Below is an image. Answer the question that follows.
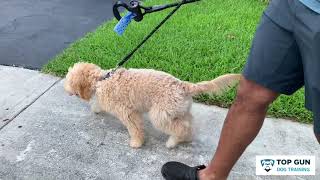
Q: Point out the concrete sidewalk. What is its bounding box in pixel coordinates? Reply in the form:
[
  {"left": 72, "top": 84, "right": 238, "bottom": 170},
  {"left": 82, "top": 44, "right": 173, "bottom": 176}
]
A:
[{"left": 0, "top": 66, "right": 319, "bottom": 180}]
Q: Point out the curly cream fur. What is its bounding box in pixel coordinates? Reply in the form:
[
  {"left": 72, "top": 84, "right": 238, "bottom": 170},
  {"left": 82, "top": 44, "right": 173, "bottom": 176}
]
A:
[{"left": 64, "top": 62, "right": 241, "bottom": 148}]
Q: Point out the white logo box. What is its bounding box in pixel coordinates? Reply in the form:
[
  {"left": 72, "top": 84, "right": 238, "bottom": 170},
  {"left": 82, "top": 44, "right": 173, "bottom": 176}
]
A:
[{"left": 256, "top": 155, "right": 315, "bottom": 175}]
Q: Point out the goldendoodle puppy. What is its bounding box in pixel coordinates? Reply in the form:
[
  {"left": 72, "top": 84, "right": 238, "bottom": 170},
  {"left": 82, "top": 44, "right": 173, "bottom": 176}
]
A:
[{"left": 64, "top": 62, "right": 241, "bottom": 148}]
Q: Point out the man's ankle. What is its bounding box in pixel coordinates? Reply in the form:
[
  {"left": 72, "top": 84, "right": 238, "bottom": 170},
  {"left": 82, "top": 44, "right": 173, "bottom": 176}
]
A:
[{"left": 198, "top": 168, "right": 227, "bottom": 180}]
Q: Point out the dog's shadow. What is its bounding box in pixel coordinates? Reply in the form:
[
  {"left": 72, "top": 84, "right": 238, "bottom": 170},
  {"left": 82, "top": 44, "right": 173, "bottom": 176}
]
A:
[
  {"left": 87, "top": 111, "right": 168, "bottom": 148},
  {"left": 86, "top": 110, "right": 216, "bottom": 150}
]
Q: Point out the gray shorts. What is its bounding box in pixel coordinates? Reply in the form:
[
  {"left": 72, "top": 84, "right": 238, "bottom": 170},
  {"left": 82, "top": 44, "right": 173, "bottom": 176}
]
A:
[{"left": 243, "top": 0, "right": 320, "bottom": 134}]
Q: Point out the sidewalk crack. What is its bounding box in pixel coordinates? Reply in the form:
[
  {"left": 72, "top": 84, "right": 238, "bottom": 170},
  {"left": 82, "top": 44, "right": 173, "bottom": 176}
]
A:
[{"left": 0, "top": 78, "right": 62, "bottom": 131}]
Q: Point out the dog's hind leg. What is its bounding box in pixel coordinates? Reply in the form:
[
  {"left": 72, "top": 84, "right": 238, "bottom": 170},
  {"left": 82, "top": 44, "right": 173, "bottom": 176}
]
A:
[
  {"left": 166, "top": 113, "right": 193, "bottom": 148},
  {"left": 116, "top": 111, "right": 144, "bottom": 148},
  {"left": 149, "top": 110, "right": 192, "bottom": 148}
]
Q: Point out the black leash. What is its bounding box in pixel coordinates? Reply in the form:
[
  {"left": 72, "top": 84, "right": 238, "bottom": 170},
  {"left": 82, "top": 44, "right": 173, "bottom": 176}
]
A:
[
  {"left": 102, "top": 0, "right": 198, "bottom": 79},
  {"left": 116, "top": 0, "right": 186, "bottom": 67}
]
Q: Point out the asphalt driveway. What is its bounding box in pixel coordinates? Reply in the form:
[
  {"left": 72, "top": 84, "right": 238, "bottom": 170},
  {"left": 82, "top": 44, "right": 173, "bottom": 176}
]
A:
[{"left": 0, "top": 0, "right": 120, "bottom": 69}]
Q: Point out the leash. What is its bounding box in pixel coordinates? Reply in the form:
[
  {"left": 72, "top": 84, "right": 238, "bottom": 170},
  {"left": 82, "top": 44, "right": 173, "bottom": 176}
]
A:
[{"left": 100, "top": 0, "right": 200, "bottom": 80}]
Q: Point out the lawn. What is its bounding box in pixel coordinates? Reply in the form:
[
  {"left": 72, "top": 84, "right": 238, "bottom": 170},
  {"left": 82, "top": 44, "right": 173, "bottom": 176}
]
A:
[{"left": 42, "top": 0, "right": 313, "bottom": 124}]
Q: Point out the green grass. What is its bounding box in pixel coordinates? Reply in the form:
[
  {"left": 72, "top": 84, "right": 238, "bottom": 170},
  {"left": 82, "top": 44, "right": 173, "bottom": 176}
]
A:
[{"left": 42, "top": 0, "right": 313, "bottom": 124}]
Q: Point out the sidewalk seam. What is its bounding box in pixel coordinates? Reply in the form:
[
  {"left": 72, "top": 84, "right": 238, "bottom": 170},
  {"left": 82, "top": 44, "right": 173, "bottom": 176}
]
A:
[{"left": 0, "top": 78, "right": 62, "bottom": 131}]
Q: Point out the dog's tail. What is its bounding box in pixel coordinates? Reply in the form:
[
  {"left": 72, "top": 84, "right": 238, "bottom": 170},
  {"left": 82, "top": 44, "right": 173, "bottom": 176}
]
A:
[{"left": 184, "top": 74, "right": 242, "bottom": 96}]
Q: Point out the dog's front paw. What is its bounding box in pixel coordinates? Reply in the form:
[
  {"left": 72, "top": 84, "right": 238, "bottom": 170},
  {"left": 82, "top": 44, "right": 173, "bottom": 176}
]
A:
[
  {"left": 92, "top": 108, "right": 101, "bottom": 114},
  {"left": 91, "top": 105, "right": 102, "bottom": 114},
  {"left": 130, "top": 138, "right": 144, "bottom": 148},
  {"left": 166, "top": 136, "right": 179, "bottom": 149}
]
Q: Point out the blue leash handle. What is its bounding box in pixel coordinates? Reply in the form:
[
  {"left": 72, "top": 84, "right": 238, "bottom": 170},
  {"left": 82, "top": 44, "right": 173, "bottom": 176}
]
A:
[{"left": 114, "top": 12, "right": 136, "bottom": 35}]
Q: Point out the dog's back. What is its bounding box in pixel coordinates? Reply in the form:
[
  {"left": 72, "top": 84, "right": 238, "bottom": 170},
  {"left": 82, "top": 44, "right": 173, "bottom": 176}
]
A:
[{"left": 96, "top": 68, "right": 189, "bottom": 114}]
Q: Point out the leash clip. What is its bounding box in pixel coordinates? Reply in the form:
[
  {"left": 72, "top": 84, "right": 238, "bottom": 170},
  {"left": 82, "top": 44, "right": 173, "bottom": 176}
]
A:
[
  {"left": 113, "top": 0, "right": 144, "bottom": 22},
  {"left": 99, "top": 65, "right": 121, "bottom": 81}
]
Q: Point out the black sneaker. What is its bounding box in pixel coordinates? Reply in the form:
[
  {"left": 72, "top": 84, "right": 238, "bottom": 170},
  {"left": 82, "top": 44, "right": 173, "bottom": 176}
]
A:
[{"left": 161, "top": 161, "right": 206, "bottom": 180}]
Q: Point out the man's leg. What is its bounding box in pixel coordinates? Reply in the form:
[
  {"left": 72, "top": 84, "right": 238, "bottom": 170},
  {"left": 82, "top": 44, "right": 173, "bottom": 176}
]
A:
[
  {"left": 292, "top": 0, "right": 320, "bottom": 145},
  {"left": 198, "top": 77, "right": 278, "bottom": 180},
  {"left": 162, "top": 4, "right": 303, "bottom": 180}
]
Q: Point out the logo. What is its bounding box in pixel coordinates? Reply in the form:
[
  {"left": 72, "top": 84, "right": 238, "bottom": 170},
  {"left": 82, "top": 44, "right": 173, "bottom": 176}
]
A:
[
  {"left": 261, "top": 159, "right": 275, "bottom": 172},
  {"left": 256, "top": 156, "right": 315, "bottom": 175}
]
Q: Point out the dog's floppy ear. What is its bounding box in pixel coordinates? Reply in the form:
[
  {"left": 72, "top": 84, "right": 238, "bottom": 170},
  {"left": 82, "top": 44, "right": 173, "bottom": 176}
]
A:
[{"left": 79, "top": 83, "right": 91, "bottom": 101}]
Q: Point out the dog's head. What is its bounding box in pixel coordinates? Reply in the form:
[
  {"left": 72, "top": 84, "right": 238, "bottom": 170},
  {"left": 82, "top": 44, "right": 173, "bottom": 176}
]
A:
[
  {"left": 64, "top": 62, "right": 102, "bottom": 101},
  {"left": 261, "top": 159, "right": 275, "bottom": 172}
]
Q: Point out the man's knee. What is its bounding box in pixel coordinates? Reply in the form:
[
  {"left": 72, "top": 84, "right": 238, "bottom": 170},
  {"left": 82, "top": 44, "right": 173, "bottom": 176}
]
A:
[{"left": 235, "top": 77, "right": 279, "bottom": 109}]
